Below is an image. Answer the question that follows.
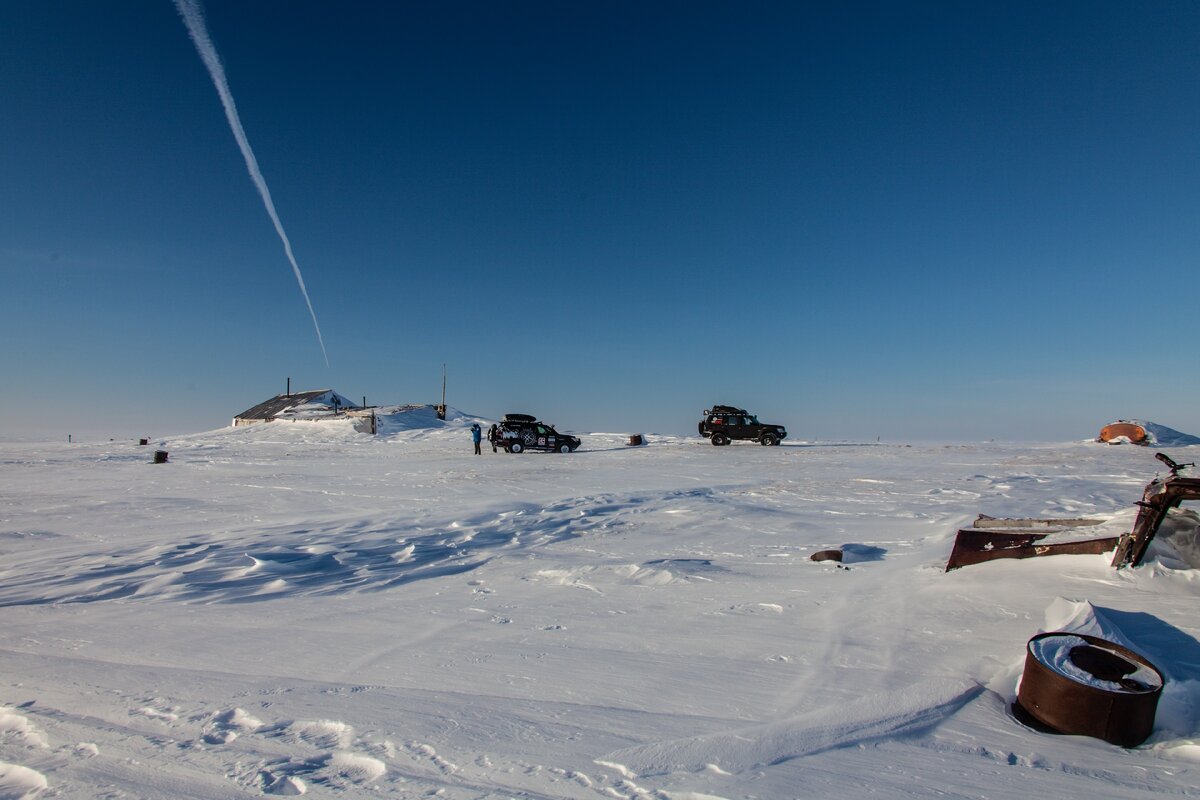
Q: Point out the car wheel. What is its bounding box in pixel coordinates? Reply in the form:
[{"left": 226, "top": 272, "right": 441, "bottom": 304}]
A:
[
  {"left": 711, "top": 433, "right": 729, "bottom": 446},
  {"left": 761, "top": 433, "right": 779, "bottom": 447},
  {"left": 508, "top": 441, "right": 524, "bottom": 454},
  {"left": 557, "top": 443, "right": 571, "bottom": 453}
]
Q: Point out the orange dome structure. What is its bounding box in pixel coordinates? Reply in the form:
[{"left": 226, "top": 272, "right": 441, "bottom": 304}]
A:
[{"left": 1099, "top": 422, "right": 1149, "bottom": 445}]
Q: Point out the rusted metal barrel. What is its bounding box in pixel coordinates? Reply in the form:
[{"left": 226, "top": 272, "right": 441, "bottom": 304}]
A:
[
  {"left": 153, "top": 450, "right": 169, "bottom": 464},
  {"left": 138, "top": 438, "right": 149, "bottom": 446},
  {"left": 1016, "top": 632, "right": 1163, "bottom": 747},
  {"left": 628, "top": 434, "right": 644, "bottom": 446}
]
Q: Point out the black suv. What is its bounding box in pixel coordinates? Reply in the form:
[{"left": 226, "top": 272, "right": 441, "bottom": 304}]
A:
[
  {"left": 489, "top": 414, "right": 581, "bottom": 453},
  {"left": 699, "top": 405, "right": 787, "bottom": 446}
]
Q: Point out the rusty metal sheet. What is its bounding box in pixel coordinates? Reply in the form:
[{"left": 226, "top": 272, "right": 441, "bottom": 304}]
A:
[{"left": 946, "top": 529, "right": 1118, "bottom": 572}]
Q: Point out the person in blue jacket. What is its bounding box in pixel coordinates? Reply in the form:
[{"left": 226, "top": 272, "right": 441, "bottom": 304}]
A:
[{"left": 470, "top": 423, "right": 482, "bottom": 455}]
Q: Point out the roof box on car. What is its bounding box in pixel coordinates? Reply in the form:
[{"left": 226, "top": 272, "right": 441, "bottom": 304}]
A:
[{"left": 708, "top": 405, "right": 747, "bottom": 415}]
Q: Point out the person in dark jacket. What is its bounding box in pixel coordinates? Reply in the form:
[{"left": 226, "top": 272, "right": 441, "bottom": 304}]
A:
[{"left": 470, "top": 423, "right": 482, "bottom": 455}]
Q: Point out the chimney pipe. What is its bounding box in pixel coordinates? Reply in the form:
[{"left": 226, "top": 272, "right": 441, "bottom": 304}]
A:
[{"left": 437, "top": 363, "right": 447, "bottom": 420}]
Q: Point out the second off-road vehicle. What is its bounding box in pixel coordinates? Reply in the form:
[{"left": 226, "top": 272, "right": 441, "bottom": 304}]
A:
[
  {"left": 699, "top": 405, "right": 787, "bottom": 446},
  {"left": 489, "top": 414, "right": 581, "bottom": 453}
]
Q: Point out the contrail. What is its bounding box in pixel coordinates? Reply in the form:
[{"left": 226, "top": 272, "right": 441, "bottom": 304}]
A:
[{"left": 172, "top": 0, "right": 329, "bottom": 366}]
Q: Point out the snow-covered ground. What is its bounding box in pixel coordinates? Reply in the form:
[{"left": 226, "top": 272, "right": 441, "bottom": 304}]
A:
[{"left": 1, "top": 414, "right": 1199, "bottom": 799}]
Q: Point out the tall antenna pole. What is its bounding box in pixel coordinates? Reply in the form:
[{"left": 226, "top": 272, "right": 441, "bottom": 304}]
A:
[{"left": 437, "top": 363, "right": 447, "bottom": 420}]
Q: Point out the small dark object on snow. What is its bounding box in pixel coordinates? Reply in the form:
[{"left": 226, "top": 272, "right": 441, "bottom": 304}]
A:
[
  {"left": 153, "top": 450, "right": 169, "bottom": 464},
  {"left": 139, "top": 438, "right": 149, "bottom": 446},
  {"left": 1112, "top": 454, "right": 1200, "bottom": 569},
  {"left": 1014, "top": 632, "right": 1163, "bottom": 747},
  {"left": 628, "top": 434, "right": 644, "bottom": 446},
  {"left": 810, "top": 549, "right": 843, "bottom": 563}
]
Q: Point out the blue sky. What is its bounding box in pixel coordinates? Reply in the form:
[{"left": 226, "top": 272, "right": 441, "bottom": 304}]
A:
[{"left": 3, "top": 1, "right": 1199, "bottom": 441}]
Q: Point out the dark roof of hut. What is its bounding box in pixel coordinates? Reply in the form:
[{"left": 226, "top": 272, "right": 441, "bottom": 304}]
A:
[{"left": 234, "top": 390, "right": 333, "bottom": 421}]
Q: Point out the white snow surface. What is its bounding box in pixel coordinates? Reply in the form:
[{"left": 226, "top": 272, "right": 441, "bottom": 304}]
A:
[{"left": 2, "top": 414, "right": 1200, "bottom": 798}]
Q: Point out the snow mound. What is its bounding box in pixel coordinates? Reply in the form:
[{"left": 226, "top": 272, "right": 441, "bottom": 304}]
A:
[
  {"left": 173, "top": 416, "right": 364, "bottom": 446},
  {"left": 0, "top": 708, "right": 47, "bottom": 749},
  {"left": 1149, "top": 509, "right": 1200, "bottom": 570},
  {"left": 318, "top": 752, "right": 386, "bottom": 784},
  {"left": 0, "top": 761, "right": 47, "bottom": 800},
  {"left": 285, "top": 720, "right": 354, "bottom": 750},
  {"left": 213, "top": 707, "right": 263, "bottom": 732},
  {"left": 1139, "top": 420, "right": 1200, "bottom": 446},
  {"left": 374, "top": 405, "right": 487, "bottom": 435}
]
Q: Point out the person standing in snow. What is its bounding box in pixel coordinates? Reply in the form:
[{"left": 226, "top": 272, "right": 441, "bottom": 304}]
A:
[
  {"left": 470, "top": 423, "right": 482, "bottom": 455},
  {"left": 489, "top": 423, "right": 499, "bottom": 452}
]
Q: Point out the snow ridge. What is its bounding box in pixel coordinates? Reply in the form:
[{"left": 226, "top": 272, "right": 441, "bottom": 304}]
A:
[{"left": 600, "top": 678, "right": 982, "bottom": 776}]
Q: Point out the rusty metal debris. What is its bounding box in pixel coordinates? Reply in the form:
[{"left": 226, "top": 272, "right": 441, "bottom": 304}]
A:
[
  {"left": 969, "top": 515, "right": 1106, "bottom": 531},
  {"left": 1111, "top": 453, "right": 1200, "bottom": 569},
  {"left": 948, "top": 453, "right": 1200, "bottom": 572},
  {"left": 945, "top": 516, "right": 1116, "bottom": 572},
  {"left": 1014, "top": 632, "right": 1164, "bottom": 747}
]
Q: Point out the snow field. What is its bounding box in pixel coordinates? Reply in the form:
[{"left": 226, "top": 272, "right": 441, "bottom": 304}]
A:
[{"left": 0, "top": 418, "right": 1198, "bottom": 798}]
